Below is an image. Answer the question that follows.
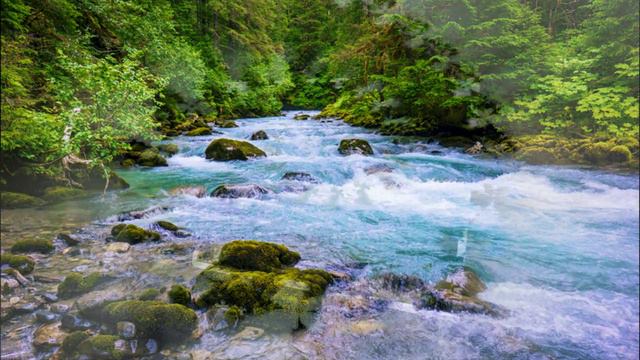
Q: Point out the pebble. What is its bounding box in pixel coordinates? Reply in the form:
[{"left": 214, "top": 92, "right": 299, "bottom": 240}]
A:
[
  {"left": 106, "top": 242, "right": 131, "bottom": 253},
  {"left": 145, "top": 339, "right": 158, "bottom": 354},
  {"left": 40, "top": 292, "right": 58, "bottom": 303}
]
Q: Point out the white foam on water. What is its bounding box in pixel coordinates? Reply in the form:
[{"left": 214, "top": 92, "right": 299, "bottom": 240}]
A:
[{"left": 167, "top": 155, "right": 233, "bottom": 171}]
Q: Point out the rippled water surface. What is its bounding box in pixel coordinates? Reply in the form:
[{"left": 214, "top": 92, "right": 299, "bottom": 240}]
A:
[{"left": 2, "top": 112, "right": 639, "bottom": 359}]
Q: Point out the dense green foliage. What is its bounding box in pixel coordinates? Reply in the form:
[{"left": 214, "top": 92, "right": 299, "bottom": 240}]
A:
[{"left": 1, "top": 0, "right": 638, "bottom": 179}]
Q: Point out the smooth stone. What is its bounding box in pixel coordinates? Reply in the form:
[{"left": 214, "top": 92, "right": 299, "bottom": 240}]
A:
[
  {"left": 105, "top": 242, "right": 131, "bottom": 253},
  {"left": 74, "top": 288, "right": 125, "bottom": 313},
  {"left": 62, "top": 247, "right": 80, "bottom": 256},
  {"left": 231, "top": 326, "right": 264, "bottom": 341},
  {"left": 1, "top": 277, "right": 20, "bottom": 291},
  {"left": 33, "top": 323, "right": 67, "bottom": 348},
  {"left": 35, "top": 310, "right": 60, "bottom": 323},
  {"left": 250, "top": 130, "right": 269, "bottom": 140},
  {"left": 40, "top": 292, "right": 59, "bottom": 303},
  {"left": 145, "top": 339, "right": 158, "bottom": 354}
]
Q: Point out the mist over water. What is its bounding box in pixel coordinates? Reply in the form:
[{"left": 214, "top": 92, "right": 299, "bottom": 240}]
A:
[{"left": 2, "top": 112, "right": 637, "bottom": 359}]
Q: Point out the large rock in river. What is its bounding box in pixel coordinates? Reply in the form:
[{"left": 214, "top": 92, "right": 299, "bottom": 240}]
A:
[
  {"left": 210, "top": 184, "right": 269, "bottom": 199},
  {"left": 205, "top": 138, "right": 266, "bottom": 161},
  {"left": 338, "top": 139, "right": 374, "bottom": 155}
]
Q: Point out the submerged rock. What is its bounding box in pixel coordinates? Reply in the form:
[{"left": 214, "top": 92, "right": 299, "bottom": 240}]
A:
[
  {"left": 376, "top": 273, "right": 426, "bottom": 293},
  {"left": 58, "top": 272, "right": 110, "bottom": 299},
  {"left": 205, "top": 138, "right": 266, "bottom": 161},
  {"left": 93, "top": 300, "right": 198, "bottom": 343},
  {"left": 338, "top": 139, "right": 374, "bottom": 155},
  {"left": 416, "top": 267, "right": 501, "bottom": 316},
  {"left": 105, "top": 242, "right": 131, "bottom": 253},
  {"left": 0, "top": 191, "right": 46, "bottom": 208},
  {"left": 217, "top": 120, "right": 238, "bottom": 128},
  {"left": 58, "top": 233, "right": 80, "bottom": 246},
  {"left": 111, "top": 224, "right": 161, "bottom": 244},
  {"left": 293, "top": 113, "right": 310, "bottom": 121},
  {"left": 250, "top": 130, "right": 269, "bottom": 140},
  {"left": 33, "top": 322, "right": 67, "bottom": 348},
  {"left": 116, "top": 205, "right": 170, "bottom": 221},
  {"left": 156, "top": 220, "right": 179, "bottom": 232},
  {"left": 42, "top": 186, "right": 87, "bottom": 202},
  {"left": 211, "top": 184, "right": 269, "bottom": 199},
  {"left": 168, "top": 185, "right": 206, "bottom": 198},
  {"left": 363, "top": 164, "right": 394, "bottom": 175},
  {"left": 11, "top": 239, "right": 54, "bottom": 254},
  {"left": 1, "top": 253, "right": 35, "bottom": 274},
  {"left": 281, "top": 172, "right": 318, "bottom": 183}
]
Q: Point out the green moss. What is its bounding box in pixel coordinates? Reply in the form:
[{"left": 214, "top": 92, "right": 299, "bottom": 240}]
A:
[
  {"left": 168, "top": 284, "right": 191, "bottom": 306},
  {"left": 516, "top": 147, "right": 558, "bottom": 165},
  {"left": 608, "top": 145, "right": 632, "bottom": 163},
  {"left": 100, "top": 300, "right": 197, "bottom": 343},
  {"left": 42, "top": 186, "right": 87, "bottom": 202},
  {"left": 137, "top": 149, "right": 168, "bottom": 167},
  {"left": 157, "top": 143, "right": 179, "bottom": 155},
  {"left": 224, "top": 305, "right": 243, "bottom": 324},
  {"left": 204, "top": 138, "right": 266, "bottom": 161},
  {"left": 0, "top": 192, "right": 45, "bottom": 209},
  {"left": 195, "top": 266, "right": 332, "bottom": 314},
  {"left": 111, "top": 224, "right": 161, "bottom": 244},
  {"left": 77, "top": 335, "right": 125, "bottom": 360},
  {"left": 61, "top": 330, "right": 90, "bottom": 355},
  {"left": 120, "top": 158, "right": 136, "bottom": 167},
  {"left": 11, "top": 239, "right": 54, "bottom": 254},
  {"left": 186, "top": 127, "right": 212, "bottom": 136},
  {"left": 217, "top": 120, "right": 238, "bottom": 128},
  {"left": 0, "top": 254, "right": 35, "bottom": 274},
  {"left": 156, "top": 220, "right": 178, "bottom": 232},
  {"left": 58, "top": 272, "right": 109, "bottom": 299},
  {"left": 338, "top": 139, "right": 373, "bottom": 155},
  {"left": 218, "top": 240, "right": 300, "bottom": 272},
  {"left": 138, "top": 288, "right": 161, "bottom": 300}
]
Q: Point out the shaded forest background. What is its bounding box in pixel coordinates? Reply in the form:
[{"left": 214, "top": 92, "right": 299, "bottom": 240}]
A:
[{"left": 1, "top": 0, "right": 638, "bottom": 186}]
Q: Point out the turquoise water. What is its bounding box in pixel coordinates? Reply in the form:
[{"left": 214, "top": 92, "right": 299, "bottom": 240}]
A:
[
  {"left": 3, "top": 111, "right": 637, "bottom": 359},
  {"left": 111, "top": 112, "right": 639, "bottom": 359}
]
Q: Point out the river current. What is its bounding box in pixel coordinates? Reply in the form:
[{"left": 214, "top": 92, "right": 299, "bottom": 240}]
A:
[{"left": 1, "top": 111, "right": 638, "bottom": 359}]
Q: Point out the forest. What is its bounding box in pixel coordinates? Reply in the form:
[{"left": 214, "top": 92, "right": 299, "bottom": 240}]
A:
[
  {"left": 0, "top": 1, "right": 639, "bottom": 359},
  {"left": 2, "top": 0, "right": 638, "bottom": 191}
]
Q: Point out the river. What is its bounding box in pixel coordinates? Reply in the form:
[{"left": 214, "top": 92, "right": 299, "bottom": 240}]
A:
[{"left": 1, "top": 111, "right": 638, "bottom": 359}]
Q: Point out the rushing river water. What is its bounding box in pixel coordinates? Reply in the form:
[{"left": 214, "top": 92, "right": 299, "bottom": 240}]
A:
[{"left": 1, "top": 111, "right": 639, "bottom": 359}]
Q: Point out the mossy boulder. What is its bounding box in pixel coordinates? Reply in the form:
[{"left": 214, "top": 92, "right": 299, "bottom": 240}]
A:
[
  {"left": 218, "top": 240, "right": 300, "bottom": 272},
  {"left": 137, "top": 149, "right": 168, "bottom": 167},
  {"left": 77, "top": 335, "right": 125, "bottom": 359},
  {"left": 186, "top": 127, "right": 213, "bottom": 136},
  {"left": 195, "top": 266, "right": 332, "bottom": 314},
  {"left": 111, "top": 224, "right": 161, "bottom": 244},
  {"left": 168, "top": 284, "right": 191, "bottom": 306},
  {"left": 338, "top": 139, "right": 374, "bottom": 155},
  {"left": 0, "top": 192, "right": 45, "bottom": 208},
  {"left": 61, "top": 330, "right": 91, "bottom": 355},
  {"left": 11, "top": 239, "right": 54, "bottom": 254},
  {"left": 58, "top": 272, "right": 110, "bottom": 299},
  {"left": 211, "top": 184, "right": 269, "bottom": 199},
  {"left": 96, "top": 300, "right": 198, "bottom": 343},
  {"left": 224, "top": 306, "right": 243, "bottom": 325},
  {"left": 0, "top": 254, "right": 35, "bottom": 274},
  {"left": 120, "top": 158, "right": 136, "bottom": 168},
  {"left": 516, "top": 147, "right": 559, "bottom": 165},
  {"left": 157, "top": 143, "right": 179, "bottom": 155},
  {"left": 581, "top": 142, "right": 633, "bottom": 165},
  {"left": 42, "top": 186, "right": 87, "bottom": 202},
  {"left": 293, "top": 114, "right": 310, "bottom": 120},
  {"left": 138, "top": 288, "right": 161, "bottom": 301},
  {"left": 217, "top": 120, "right": 238, "bottom": 128},
  {"left": 205, "top": 138, "right": 266, "bottom": 161},
  {"left": 156, "top": 220, "right": 178, "bottom": 232},
  {"left": 250, "top": 130, "right": 269, "bottom": 140}
]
